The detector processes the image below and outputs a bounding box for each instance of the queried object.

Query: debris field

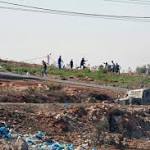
[0,79,150,149]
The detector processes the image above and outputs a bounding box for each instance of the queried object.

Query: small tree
[136,65,147,74]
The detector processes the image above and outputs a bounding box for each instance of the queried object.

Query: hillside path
[0,71,128,93]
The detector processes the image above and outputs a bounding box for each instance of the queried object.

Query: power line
[0,1,150,22]
[1,0,150,7]
[0,0,149,20]
[104,0,150,5]
[120,0,150,2]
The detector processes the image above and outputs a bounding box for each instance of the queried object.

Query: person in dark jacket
[115,63,120,74]
[58,56,62,69]
[80,58,86,69]
[42,60,48,77]
[111,60,116,73]
[70,59,74,69]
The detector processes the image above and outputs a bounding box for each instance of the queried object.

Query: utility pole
[47,53,51,65]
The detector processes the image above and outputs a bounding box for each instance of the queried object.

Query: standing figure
[111,60,116,73]
[104,62,109,71]
[42,60,48,77]
[58,56,63,69]
[115,63,120,74]
[47,53,51,65]
[70,59,74,69]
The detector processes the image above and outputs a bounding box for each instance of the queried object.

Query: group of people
[57,56,87,70]
[41,56,120,77]
[103,61,120,73]
[41,56,87,76]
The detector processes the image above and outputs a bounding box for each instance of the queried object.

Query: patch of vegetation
[1,59,150,88]
[48,68,150,88]
[0,61,41,75]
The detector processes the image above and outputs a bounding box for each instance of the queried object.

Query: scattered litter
[0,124,74,150]
[0,123,11,139]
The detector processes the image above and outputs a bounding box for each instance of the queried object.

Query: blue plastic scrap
[24,131,74,150]
[0,126,11,139]
[50,143,74,150]
[0,125,74,150]
[35,131,46,140]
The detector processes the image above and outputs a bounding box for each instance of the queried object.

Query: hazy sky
[0,0,150,71]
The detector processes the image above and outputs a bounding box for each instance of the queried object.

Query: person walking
[42,60,48,77]
[80,58,86,69]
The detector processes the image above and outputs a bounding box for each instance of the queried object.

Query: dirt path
[48,78,128,93]
[0,71,128,93]
[0,72,41,80]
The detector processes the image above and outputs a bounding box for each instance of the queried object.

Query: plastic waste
[35,131,45,140]
[0,123,74,150]
[0,126,11,139]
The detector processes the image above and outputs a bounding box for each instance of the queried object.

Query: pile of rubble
[0,104,150,149]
